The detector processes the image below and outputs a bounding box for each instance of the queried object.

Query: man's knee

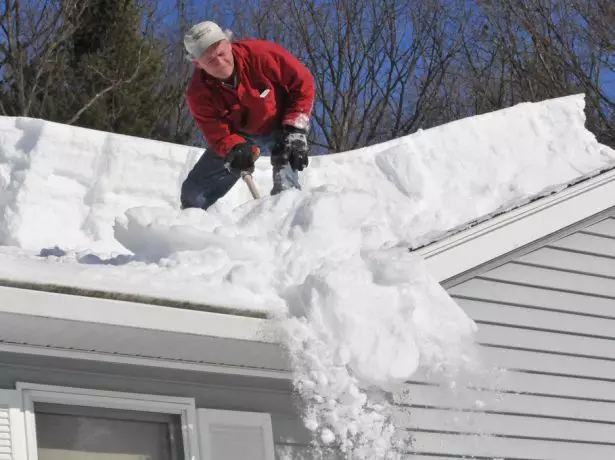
[180,179,206,209]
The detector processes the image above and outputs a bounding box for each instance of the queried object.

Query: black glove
[271,126,309,171]
[224,142,259,173]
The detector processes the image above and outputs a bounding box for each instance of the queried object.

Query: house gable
[403,201,615,458]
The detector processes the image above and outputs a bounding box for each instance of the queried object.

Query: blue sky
[1,1,612,124]
[158,2,613,99]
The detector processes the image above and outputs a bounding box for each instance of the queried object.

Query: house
[1,100,615,459]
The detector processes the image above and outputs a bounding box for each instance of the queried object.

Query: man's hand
[225,142,260,173]
[272,126,309,171]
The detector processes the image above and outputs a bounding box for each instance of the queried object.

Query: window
[34,403,184,460]
[17,383,201,460]
[3,383,276,460]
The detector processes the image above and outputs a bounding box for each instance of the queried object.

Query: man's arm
[186,88,245,157]
[261,41,316,130]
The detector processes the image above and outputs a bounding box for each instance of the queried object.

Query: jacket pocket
[242,86,277,132]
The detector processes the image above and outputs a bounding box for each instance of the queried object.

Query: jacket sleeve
[186,82,245,158]
[261,42,315,131]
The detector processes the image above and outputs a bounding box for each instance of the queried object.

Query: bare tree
[571,0,615,145]
[0,0,91,117]
[453,0,613,146]
[237,0,465,153]
[3,0,611,148]
[0,0,189,141]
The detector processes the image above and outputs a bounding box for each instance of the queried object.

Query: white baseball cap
[184,21,228,59]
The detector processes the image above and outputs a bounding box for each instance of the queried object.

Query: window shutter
[197,409,275,460]
[0,390,26,460]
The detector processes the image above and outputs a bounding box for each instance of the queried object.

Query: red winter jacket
[186,39,316,157]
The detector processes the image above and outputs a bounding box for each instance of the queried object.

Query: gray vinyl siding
[404,215,615,459]
[0,405,11,460]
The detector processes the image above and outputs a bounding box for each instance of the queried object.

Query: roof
[0,284,288,379]
[412,164,615,252]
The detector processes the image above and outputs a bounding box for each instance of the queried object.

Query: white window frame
[16,382,201,460]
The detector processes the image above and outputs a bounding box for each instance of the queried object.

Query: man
[181,21,316,210]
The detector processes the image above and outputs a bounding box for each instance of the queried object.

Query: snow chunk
[278,249,476,458]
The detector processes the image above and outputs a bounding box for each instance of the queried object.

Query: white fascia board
[0,342,291,380]
[0,285,272,343]
[418,168,615,282]
[0,287,290,379]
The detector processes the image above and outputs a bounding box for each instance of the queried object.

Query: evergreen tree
[52,0,167,138]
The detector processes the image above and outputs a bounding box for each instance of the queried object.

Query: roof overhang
[0,285,290,380]
[417,168,615,284]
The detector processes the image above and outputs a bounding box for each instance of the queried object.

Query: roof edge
[417,167,615,283]
[0,285,273,343]
[0,342,291,380]
[0,278,268,319]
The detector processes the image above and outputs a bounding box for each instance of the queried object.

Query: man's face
[193,40,234,80]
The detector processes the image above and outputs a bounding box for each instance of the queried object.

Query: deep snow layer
[0,94,613,312]
[1,94,614,457]
[1,94,613,255]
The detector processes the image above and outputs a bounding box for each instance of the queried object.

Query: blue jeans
[180,131,301,210]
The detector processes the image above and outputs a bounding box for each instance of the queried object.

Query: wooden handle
[242,173,261,199]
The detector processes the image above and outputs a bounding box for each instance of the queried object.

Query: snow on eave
[416,164,615,283]
[412,164,615,251]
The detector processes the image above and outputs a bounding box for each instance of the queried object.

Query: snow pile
[111,187,480,456]
[279,248,476,457]
[1,94,615,458]
[0,117,202,251]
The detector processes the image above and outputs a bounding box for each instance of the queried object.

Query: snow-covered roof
[1,94,613,313]
[418,165,615,282]
[413,163,615,253]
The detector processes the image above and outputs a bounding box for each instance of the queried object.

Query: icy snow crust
[1,95,614,458]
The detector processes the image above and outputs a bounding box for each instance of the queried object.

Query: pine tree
[52,0,167,138]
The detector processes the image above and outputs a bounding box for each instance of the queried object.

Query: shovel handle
[241,172,260,199]
[224,162,261,200]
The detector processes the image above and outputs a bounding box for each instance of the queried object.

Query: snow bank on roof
[1,94,614,458]
[1,94,611,311]
[1,94,613,254]
[0,117,201,250]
